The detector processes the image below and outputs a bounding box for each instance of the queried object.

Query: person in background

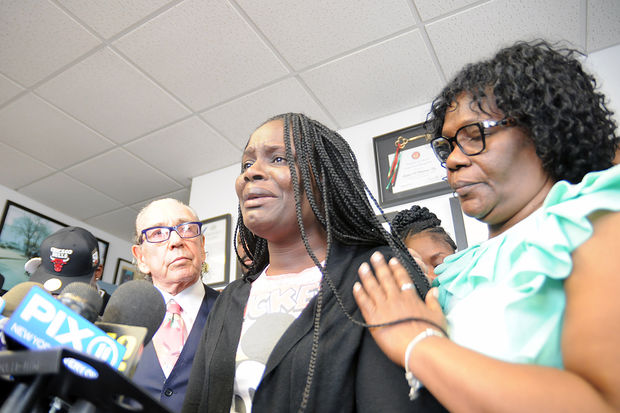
[28,226,108,308]
[235,234,253,277]
[391,205,456,282]
[131,198,219,413]
[183,113,444,412]
[353,40,620,412]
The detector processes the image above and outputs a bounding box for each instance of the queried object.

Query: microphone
[96,280,166,377]
[101,279,166,346]
[3,285,126,369]
[1,282,43,318]
[1,282,43,351]
[57,282,102,323]
[0,282,173,413]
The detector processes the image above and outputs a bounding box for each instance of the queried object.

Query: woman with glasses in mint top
[353,40,620,412]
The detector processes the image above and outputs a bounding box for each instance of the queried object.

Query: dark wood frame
[96,238,109,270]
[114,258,141,285]
[373,122,451,208]
[0,201,67,290]
[378,196,469,252]
[0,200,109,290]
[200,213,231,288]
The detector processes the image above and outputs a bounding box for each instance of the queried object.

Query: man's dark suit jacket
[132,283,219,413]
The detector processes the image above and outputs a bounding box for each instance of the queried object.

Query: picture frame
[97,239,109,269]
[373,122,451,208]
[114,258,142,285]
[0,200,112,292]
[378,195,469,252]
[201,213,231,288]
[0,201,67,290]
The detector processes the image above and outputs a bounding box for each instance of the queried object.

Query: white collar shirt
[154,279,205,334]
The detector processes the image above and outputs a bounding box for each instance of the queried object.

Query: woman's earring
[201,262,209,274]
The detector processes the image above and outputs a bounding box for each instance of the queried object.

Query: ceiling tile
[201,78,336,148]
[0,93,114,169]
[0,0,617,248]
[19,172,123,220]
[413,0,481,21]
[125,117,240,185]
[35,48,190,143]
[130,188,191,213]
[58,0,174,39]
[587,0,620,52]
[85,207,139,243]
[237,0,415,69]
[0,73,24,106]
[64,148,182,204]
[0,0,100,86]
[0,142,55,189]
[427,0,584,80]
[113,0,288,111]
[300,31,442,128]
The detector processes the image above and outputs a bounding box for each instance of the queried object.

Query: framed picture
[373,122,451,208]
[0,201,67,290]
[97,238,109,269]
[378,195,469,252]
[201,213,231,288]
[114,258,142,285]
[0,200,112,292]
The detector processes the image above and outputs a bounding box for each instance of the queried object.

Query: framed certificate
[200,213,231,288]
[373,122,450,208]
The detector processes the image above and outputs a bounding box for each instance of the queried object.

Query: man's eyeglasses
[139,222,202,244]
[430,118,515,166]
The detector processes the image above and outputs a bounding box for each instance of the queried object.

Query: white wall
[0,184,133,286]
[189,45,620,282]
[584,43,620,124]
[188,102,483,282]
[189,163,240,223]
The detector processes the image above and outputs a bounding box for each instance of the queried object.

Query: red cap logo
[49,247,73,273]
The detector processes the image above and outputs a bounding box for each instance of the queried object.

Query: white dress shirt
[154,279,205,336]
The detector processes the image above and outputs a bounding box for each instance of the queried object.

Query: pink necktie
[153,300,188,376]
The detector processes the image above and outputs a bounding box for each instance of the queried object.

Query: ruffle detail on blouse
[431,165,620,365]
[435,163,620,315]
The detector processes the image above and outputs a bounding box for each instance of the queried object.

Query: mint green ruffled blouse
[433,164,620,367]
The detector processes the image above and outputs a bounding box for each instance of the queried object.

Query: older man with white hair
[131,198,219,413]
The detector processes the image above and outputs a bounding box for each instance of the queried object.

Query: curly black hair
[391,205,457,251]
[426,40,618,184]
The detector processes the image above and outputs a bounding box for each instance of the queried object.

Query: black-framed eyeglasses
[430,118,515,166]
[139,221,202,244]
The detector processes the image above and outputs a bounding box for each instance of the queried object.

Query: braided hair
[391,205,457,251]
[235,113,428,294]
[234,113,429,412]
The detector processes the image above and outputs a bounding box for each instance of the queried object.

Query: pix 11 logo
[5,286,125,369]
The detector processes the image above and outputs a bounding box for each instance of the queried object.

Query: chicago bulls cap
[30,226,100,293]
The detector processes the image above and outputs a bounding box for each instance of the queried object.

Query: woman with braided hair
[182,113,447,412]
[353,40,620,412]
[391,205,456,282]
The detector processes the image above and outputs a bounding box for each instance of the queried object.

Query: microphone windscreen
[101,280,165,345]
[1,281,43,317]
[58,282,103,323]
